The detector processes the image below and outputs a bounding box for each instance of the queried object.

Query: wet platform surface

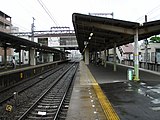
[88,63,160,120]
[66,62,106,120]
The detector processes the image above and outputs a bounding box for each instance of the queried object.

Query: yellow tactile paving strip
[83,61,120,120]
[80,61,98,86]
[66,61,106,120]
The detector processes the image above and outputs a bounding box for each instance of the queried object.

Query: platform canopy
[0,31,63,53]
[72,13,160,53]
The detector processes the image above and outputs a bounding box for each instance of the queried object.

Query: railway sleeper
[30,111,55,115]
[39,102,60,106]
[34,108,57,112]
[42,98,54,101]
[27,116,54,119]
[58,116,66,120]
[37,105,58,108]
[40,100,57,103]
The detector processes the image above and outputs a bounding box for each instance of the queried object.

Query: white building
[140,42,160,63]
[0,11,13,63]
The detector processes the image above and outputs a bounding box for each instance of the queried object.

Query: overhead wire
[146,4,160,16]
[37,0,59,27]
[11,0,60,31]
[6,0,31,32]
[10,0,45,31]
[17,0,52,30]
[12,22,30,32]
[150,13,160,21]
[136,3,160,22]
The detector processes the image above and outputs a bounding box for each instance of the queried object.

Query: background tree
[150,36,160,43]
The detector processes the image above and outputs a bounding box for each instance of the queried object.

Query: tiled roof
[121,43,134,53]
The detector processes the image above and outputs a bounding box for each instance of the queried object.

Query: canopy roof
[0,31,63,53]
[73,13,160,53]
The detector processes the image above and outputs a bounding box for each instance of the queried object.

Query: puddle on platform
[127,83,132,87]
[151,98,160,104]
[150,107,160,111]
[125,87,133,92]
[146,86,152,89]
[137,88,146,96]
[125,83,133,91]
[150,88,160,94]
[113,80,127,83]
[155,84,160,88]
[106,80,127,84]
[147,84,160,105]
[137,83,160,99]
[146,94,154,99]
[140,82,146,86]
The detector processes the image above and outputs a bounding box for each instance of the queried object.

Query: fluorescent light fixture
[84,41,88,45]
[89,36,91,40]
[6,43,11,45]
[20,45,26,48]
[90,32,93,36]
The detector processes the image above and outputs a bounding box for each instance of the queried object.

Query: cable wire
[37,0,59,26]
[12,22,30,32]
[136,3,160,22]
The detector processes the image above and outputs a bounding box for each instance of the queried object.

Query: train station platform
[66,61,160,120]
[66,61,119,120]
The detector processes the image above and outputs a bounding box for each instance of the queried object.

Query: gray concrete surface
[88,63,160,120]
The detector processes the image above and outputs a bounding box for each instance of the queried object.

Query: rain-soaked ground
[88,63,160,120]
[100,81,160,120]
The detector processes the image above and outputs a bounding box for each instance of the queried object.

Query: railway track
[16,63,78,119]
[0,64,66,105]
[0,62,77,119]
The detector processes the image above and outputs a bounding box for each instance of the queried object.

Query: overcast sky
[1,0,160,32]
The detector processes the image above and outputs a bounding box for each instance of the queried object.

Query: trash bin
[127,69,134,80]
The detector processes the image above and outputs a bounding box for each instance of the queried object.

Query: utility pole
[30,17,35,66]
[31,17,35,42]
[144,15,148,69]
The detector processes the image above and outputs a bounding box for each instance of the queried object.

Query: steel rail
[53,63,78,120]
[0,65,64,105]
[18,63,76,120]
